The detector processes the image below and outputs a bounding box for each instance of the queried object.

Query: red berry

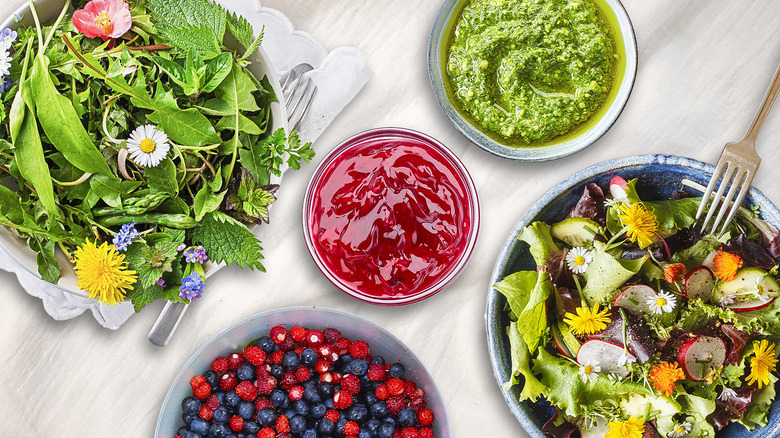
[331,372,342,384]
[279,370,298,390]
[198,404,213,420]
[256,374,277,394]
[219,372,238,391]
[331,338,351,355]
[295,366,312,382]
[315,359,330,373]
[235,380,258,401]
[324,409,340,422]
[348,340,370,359]
[277,434,291,438]
[227,352,244,370]
[367,363,387,382]
[229,415,244,432]
[401,427,419,438]
[276,415,291,433]
[205,394,220,410]
[193,383,211,399]
[387,378,405,396]
[243,346,266,366]
[258,427,276,438]
[190,375,207,389]
[403,380,417,397]
[288,385,305,401]
[317,344,333,359]
[323,328,342,343]
[270,350,284,365]
[410,397,427,411]
[290,326,307,343]
[270,326,287,344]
[343,421,360,435]
[256,397,273,411]
[386,395,407,415]
[341,374,361,394]
[418,428,434,438]
[410,388,426,400]
[375,384,390,400]
[320,372,334,384]
[306,329,324,347]
[278,337,296,352]
[211,357,229,374]
[417,408,434,426]
[333,390,353,409]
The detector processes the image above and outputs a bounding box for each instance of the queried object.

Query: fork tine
[707,167,747,234]
[289,79,317,132]
[700,162,736,232]
[716,172,754,236]
[695,160,725,221]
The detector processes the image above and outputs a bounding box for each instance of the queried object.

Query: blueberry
[337,354,353,372]
[270,364,285,378]
[301,348,319,366]
[181,396,201,415]
[383,416,397,426]
[237,400,255,419]
[190,418,209,435]
[182,412,197,426]
[270,388,287,406]
[224,390,241,408]
[293,399,310,416]
[284,408,297,419]
[283,350,302,370]
[243,419,260,434]
[388,363,405,378]
[336,417,347,434]
[347,404,369,423]
[370,355,385,364]
[311,403,327,419]
[363,391,378,406]
[176,426,190,436]
[315,418,334,435]
[324,397,335,409]
[365,419,381,434]
[304,385,323,403]
[256,336,275,353]
[204,370,219,389]
[347,358,369,376]
[236,363,256,381]
[257,407,278,427]
[358,431,371,438]
[317,382,334,398]
[398,407,416,427]
[214,391,225,404]
[290,414,307,433]
[212,406,230,423]
[208,422,229,437]
[302,429,318,438]
[378,422,395,438]
[370,401,388,419]
[181,431,199,438]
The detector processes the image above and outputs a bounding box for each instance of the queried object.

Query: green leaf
[581,242,647,304]
[28,234,61,284]
[225,10,255,50]
[505,321,548,401]
[283,131,315,171]
[144,158,179,195]
[216,113,261,134]
[215,64,261,112]
[135,241,179,288]
[494,269,551,351]
[203,52,232,93]
[144,85,222,146]
[89,174,143,209]
[147,0,226,58]
[196,98,235,116]
[519,221,559,266]
[150,55,188,88]
[188,211,264,270]
[193,182,226,221]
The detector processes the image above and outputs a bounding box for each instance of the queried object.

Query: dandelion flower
[180,273,205,301]
[606,417,644,438]
[713,250,742,282]
[566,247,592,274]
[564,303,611,336]
[747,340,778,389]
[72,0,132,40]
[73,240,137,305]
[126,124,170,167]
[647,290,677,314]
[668,422,692,438]
[617,203,658,248]
[578,361,601,383]
[664,263,686,283]
[649,362,685,396]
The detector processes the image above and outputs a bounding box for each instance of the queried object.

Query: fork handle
[744,61,780,144]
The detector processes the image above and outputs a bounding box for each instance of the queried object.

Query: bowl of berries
[156,307,449,438]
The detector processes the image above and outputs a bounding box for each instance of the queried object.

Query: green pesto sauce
[446,0,617,144]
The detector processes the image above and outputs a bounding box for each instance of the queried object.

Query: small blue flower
[184,245,208,264]
[179,273,205,300]
[112,222,138,251]
[0,28,16,49]
[0,77,11,94]
[13,14,21,23]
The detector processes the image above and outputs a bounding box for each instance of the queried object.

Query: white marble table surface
[3,0,780,436]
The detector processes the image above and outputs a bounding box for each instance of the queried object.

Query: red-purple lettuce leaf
[723,234,777,270]
[568,182,607,225]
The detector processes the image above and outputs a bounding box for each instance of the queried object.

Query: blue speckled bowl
[486,155,780,437]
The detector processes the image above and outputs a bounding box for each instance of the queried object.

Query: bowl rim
[427,0,639,162]
[485,154,780,437]
[302,127,481,305]
[154,306,452,437]
[0,0,287,298]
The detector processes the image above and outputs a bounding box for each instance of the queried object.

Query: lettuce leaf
[739,378,777,430]
[581,242,648,304]
[675,393,716,438]
[519,221,559,266]
[494,270,551,351]
[505,321,548,401]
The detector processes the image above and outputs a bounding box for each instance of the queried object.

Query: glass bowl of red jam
[303,128,480,305]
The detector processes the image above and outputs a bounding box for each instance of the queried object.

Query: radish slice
[677,335,727,381]
[684,266,715,302]
[576,339,634,377]
[609,176,629,204]
[719,267,779,312]
[613,284,657,316]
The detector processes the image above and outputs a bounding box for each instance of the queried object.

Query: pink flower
[72,0,132,41]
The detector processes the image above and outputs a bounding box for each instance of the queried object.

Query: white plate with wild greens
[0,0,313,311]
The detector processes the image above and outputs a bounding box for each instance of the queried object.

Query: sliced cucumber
[558,320,581,357]
[719,267,779,312]
[551,217,600,247]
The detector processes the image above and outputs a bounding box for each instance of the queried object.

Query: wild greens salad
[0,0,313,310]
[495,177,780,438]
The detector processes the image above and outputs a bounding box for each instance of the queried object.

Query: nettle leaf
[188,211,264,270]
[225,10,254,50]
[147,0,226,58]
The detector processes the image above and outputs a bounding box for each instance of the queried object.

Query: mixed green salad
[0,0,313,310]
[495,176,780,438]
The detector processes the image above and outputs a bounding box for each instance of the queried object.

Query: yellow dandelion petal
[73,240,137,305]
[747,340,778,389]
[563,303,611,336]
[617,203,658,249]
[606,417,645,438]
[648,361,686,396]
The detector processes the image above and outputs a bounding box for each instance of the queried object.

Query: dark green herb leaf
[88,174,143,209]
[144,158,179,195]
[225,11,254,50]
[29,234,61,284]
[193,182,226,221]
[188,211,264,270]
[144,85,222,146]
[147,0,225,58]
[202,52,232,93]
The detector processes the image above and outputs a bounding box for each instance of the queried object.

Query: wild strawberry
[341,374,361,394]
[198,404,213,420]
[255,397,273,411]
[320,372,334,384]
[417,408,434,426]
[331,372,342,384]
[278,337,296,352]
[333,390,353,409]
[367,363,387,382]
[205,394,220,410]
[410,397,427,411]
[323,327,342,343]
[256,374,277,394]
[280,370,298,390]
[387,378,405,396]
[306,329,324,347]
[235,381,258,401]
[418,428,434,438]
[317,344,333,359]
[295,365,312,383]
[211,357,229,373]
[227,352,244,370]
[257,364,271,376]
[348,340,370,359]
[410,388,426,400]
[343,421,360,435]
[277,434,291,438]
[192,383,211,399]
[401,427,419,438]
[386,395,407,415]
[276,414,291,433]
[331,337,351,355]
[270,350,284,365]
[219,372,238,391]
[375,384,390,400]
[243,346,266,366]
[229,415,244,432]
[315,359,330,373]
[324,409,340,423]
[290,326,307,343]
[403,380,417,397]
[288,385,305,401]
[258,427,276,438]
[270,326,287,344]
[190,375,207,390]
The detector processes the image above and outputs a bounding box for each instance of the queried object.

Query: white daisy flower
[566,247,593,274]
[754,278,774,303]
[647,290,677,314]
[667,421,692,438]
[718,388,738,402]
[578,361,601,383]
[126,124,170,168]
[0,49,11,77]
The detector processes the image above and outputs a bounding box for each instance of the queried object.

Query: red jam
[306,129,476,302]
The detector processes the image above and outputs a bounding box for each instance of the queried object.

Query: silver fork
[695,62,780,236]
[147,65,319,347]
